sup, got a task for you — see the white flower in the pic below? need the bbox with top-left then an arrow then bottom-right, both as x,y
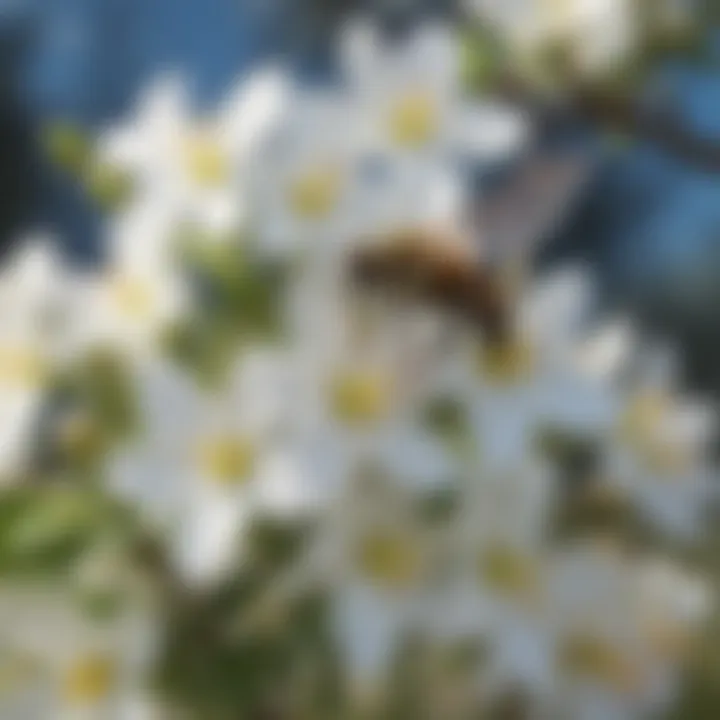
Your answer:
604,370 -> 716,539
0,585 -> 158,719
83,202 -> 189,363
339,19 -> 529,167
95,74 -> 189,201
634,558 -> 712,660
430,264 -> 617,470
107,349 -> 296,587
0,234 -> 92,361
97,68 -> 288,237
355,159 -> 472,253
470,0 -> 637,78
251,86 -> 367,257
284,282 -> 454,497
570,322 -> 716,536
0,236 -> 90,481
419,459 -> 555,699
540,544 -> 705,720
301,478 -> 433,698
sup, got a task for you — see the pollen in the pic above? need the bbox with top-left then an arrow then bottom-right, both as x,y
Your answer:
109,275 -> 155,319
388,90 -> 440,149
478,544 -> 538,598
618,391 -> 668,446
559,632 -> 640,692
330,371 -> 389,425
198,435 -> 256,486
618,392 -> 689,475
183,132 -> 230,187
289,165 -> 343,220
0,346 -> 47,388
357,530 -> 421,590
63,654 -> 115,705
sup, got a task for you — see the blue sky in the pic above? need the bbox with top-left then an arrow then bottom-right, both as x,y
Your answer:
4,0 -> 720,321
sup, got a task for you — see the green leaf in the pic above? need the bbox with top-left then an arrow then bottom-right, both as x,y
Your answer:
421,395 -> 474,460
461,27 -> 502,94
0,487 -> 142,581
75,588 -> 127,622
71,349 -> 140,441
42,122 -> 91,175
422,396 -> 467,443
417,486 -> 459,526
6,492 -> 94,551
84,162 -> 134,210
162,317 -> 239,389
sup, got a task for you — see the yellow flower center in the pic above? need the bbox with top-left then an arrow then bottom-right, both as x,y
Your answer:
559,633 -> 637,691
618,391 -> 667,445
330,371 -> 389,425
618,392 -> 689,476
183,132 -> 230,187
63,654 -> 115,705
478,545 -> 538,599
387,90 -> 440,148
197,435 -> 256,486
0,346 -> 46,388
357,530 -> 421,590
288,165 -> 343,220
109,275 -> 155,319
478,340 -> 535,385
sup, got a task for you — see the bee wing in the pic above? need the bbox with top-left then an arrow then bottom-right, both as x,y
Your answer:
475,151 -> 596,268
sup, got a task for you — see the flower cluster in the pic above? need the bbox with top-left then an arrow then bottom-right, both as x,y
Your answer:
464,0 -> 701,90
0,16 -> 715,720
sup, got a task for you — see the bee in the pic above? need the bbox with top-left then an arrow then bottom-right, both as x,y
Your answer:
349,150 -> 595,344
350,228 -> 511,343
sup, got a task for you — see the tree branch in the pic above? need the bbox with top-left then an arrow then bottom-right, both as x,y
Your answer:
494,71 -> 720,173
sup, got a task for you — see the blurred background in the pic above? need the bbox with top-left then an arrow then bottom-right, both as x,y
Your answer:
3,0 -> 720,398
0,3 -> 720,717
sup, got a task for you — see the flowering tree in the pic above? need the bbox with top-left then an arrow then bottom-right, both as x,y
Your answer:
462,0 -> 720,172
0,9 -> 716,719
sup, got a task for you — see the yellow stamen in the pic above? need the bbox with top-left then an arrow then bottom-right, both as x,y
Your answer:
388,90 -> 439,148
109,276 -> 155,319
618,392 -> 690,475
183,132 -> 229,187
478,340 -> 534,385
618,392 -> 667,445
288,165 -> 343,220
478,544 -> 538,598
559,633 -> 638,691
0,347 -> 46,388
330,371 -> 389,425
63,654 -> 115,705
198,436 -> 255,486
357,530 -> 421,590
